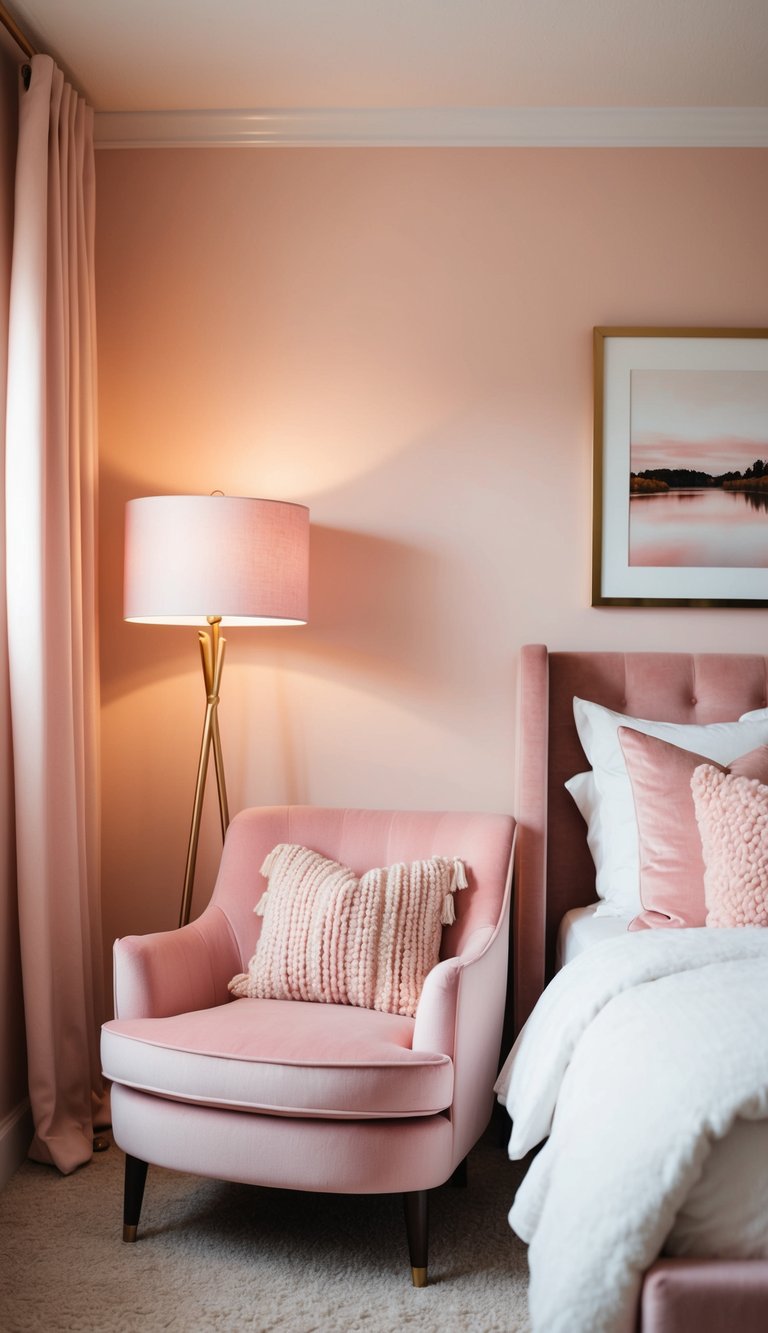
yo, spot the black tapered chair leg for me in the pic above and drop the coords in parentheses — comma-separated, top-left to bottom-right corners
(449, 1155, 468, 1187)
(403, 1189, 429, 1287)
(123, 1154, 149, 1242)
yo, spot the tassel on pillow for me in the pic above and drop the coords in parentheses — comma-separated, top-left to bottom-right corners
(442, 857, 468, 925)
(253, 844, 284, 915)
(452, 857, 468, 890)
(260, 847, 279, 877)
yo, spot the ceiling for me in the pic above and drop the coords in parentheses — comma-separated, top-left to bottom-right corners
(6, 0, 768, 115)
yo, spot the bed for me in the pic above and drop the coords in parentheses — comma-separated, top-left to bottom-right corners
(498, 645, 768, 1333)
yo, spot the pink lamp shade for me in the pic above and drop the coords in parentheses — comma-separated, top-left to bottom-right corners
(124, 495, 310, 626)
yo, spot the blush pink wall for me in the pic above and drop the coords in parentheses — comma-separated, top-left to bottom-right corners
(95, 146, 768, 961)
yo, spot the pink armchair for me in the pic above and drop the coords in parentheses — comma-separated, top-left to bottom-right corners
(102, 805, 515, 1285)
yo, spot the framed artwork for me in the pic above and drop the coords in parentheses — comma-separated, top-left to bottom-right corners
(592, 327, 768, 607)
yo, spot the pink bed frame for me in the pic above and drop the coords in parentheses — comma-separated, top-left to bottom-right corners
(512, 644, 768, 1333)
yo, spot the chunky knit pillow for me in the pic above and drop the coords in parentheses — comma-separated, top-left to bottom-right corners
(691, 765, 768, 928)
(228, 843, 468, 1017)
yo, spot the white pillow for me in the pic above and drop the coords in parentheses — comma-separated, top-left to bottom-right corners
(564, 771, 611, 911)
(569, 698, 768, 918)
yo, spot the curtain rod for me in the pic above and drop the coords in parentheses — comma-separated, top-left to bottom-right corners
(0, 2, 37, 59)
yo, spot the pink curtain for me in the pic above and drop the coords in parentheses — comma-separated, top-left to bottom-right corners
(4, 54, 105, 1173)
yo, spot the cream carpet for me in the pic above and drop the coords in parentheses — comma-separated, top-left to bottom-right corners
(0, 1126, 531, 1332)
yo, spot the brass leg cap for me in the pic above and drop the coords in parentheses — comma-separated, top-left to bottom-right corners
(411, 1266, 428, 1288)
(123, 1224, 138, 1243)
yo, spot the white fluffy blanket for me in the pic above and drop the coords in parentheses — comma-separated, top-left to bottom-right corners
(494, 928, 768, 1333)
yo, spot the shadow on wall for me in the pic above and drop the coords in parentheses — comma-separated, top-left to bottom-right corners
(97, 458, 458, 941)
(97, 416, 524, 946)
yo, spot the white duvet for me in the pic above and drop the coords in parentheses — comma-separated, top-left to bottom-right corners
(494, 928, 768, 1333)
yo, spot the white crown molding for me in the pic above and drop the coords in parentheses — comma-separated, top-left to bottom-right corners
(94, 105, 768, 149)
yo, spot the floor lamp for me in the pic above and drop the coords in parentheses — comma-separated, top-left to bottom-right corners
(124, 493, 310, 927)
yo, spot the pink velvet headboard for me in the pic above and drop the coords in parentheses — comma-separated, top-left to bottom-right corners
(513, 644, 768, 1033)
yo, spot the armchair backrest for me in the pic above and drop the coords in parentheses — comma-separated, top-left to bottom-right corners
(208, 806, 515, 971)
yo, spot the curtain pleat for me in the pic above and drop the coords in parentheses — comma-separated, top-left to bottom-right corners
(5, 54, 105, 1174)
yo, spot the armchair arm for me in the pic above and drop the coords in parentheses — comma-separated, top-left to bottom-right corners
(412, 839, 514, 1165)
(449, 904, 512, 1160)
(113, 905, 241, 1020)
(411, 926, 494, 1057)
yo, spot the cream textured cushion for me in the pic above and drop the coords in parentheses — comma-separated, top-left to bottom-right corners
(692, 766, 768, 928)
(229, 843, 467, 1017)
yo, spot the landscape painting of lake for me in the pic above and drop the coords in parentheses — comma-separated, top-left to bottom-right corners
(629, 368, 768, 568)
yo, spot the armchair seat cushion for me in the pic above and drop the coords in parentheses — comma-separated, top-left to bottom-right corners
(102, 996, 454, 1119)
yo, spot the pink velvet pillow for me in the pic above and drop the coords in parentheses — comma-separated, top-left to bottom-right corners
(617, 727, 768, 929)
(228, 843, 468, 1017)
(692, 765, 768, 928)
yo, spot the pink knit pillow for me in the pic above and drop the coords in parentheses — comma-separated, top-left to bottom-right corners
(691, 766, 768, 928)
(228, 843, 468, 1017)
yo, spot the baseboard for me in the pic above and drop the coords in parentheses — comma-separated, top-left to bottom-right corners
(0, 1099, 32, 1190)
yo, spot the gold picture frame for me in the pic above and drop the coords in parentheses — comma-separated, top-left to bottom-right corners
(592, 326, 768, 607)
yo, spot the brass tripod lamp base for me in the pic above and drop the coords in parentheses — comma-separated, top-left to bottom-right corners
(178, 616, 230, 928)
(123, 493, 310, 931)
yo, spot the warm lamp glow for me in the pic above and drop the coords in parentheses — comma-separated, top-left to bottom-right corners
(124, 494, 309, 626)
(124, 492, 310, 927)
